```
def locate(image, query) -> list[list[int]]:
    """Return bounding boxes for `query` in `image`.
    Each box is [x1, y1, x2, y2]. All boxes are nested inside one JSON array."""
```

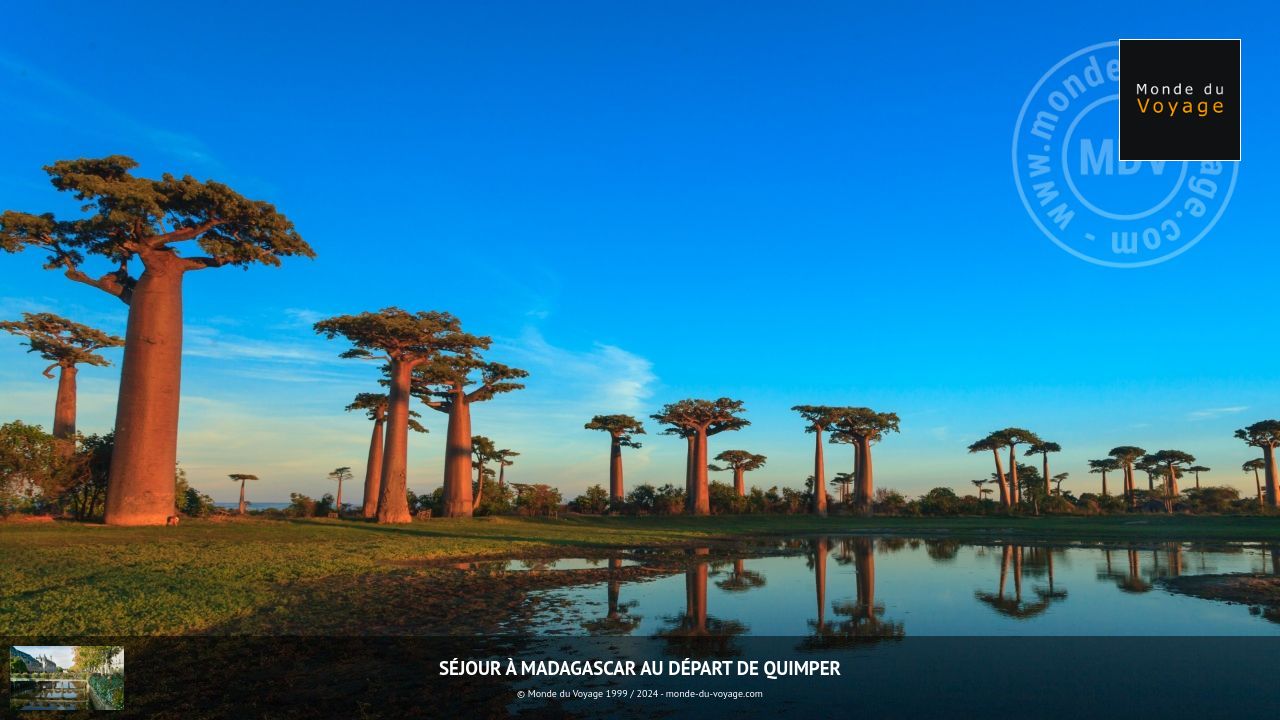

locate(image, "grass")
[[2, 513, 1278, 636]]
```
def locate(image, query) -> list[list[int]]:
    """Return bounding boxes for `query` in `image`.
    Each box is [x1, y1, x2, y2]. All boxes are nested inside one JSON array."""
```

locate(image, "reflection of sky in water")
[[528, 539, 1280, 637]]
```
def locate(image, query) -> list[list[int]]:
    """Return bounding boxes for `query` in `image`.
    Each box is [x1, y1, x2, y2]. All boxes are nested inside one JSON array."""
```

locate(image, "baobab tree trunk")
[[1194, 470, 1201, 490], [1264, 445, 1279, 509], [1101, 470, 1108, 497], [473, 461, 484, 511], [52, 363, 77, 455], [376, 361, 414, 523], [990, 448, 1009, 507], [609, 435, 624, 504], [237, 478, 246, 515], [335, 478, 343, 512], [498, 464, 506, 493], [812, 428, 827, 516], [1125, 466, 1135, 507], [361, 408, 385, 519], [686, 548, 710, 633], [684, 434, 695, 509], [104, 264, 184, 526], [1042, 453, 1051, 495], [857, 435, 874, 512], [1167, 466, 1179, 497], [442, 389, 475, 517], [689, 430, 710, 515], [1254, 468, 1263, 509], [733, 467, 745, 497], [1008, 447, 1020, 505]]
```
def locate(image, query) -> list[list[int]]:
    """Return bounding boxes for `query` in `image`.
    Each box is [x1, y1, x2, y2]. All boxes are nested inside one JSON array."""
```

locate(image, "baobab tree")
[[1244, 458, 1265, 509], [1109, 446, 1147, 508], [1186, 465, 1210, 490], [997, 428, 1041, 506], [230, 473, 258, 515], [652, 398, 749, 515], [1051, 472, 1069, 494], [494, 448, 519, 492], [968, 434, 1010, 507], [0, 312, 122, 450], [345, 392, 426, 518], [1025, 440, 1061, 495], [417, 354, 528, 517], [830, 407, 900, 512], [709, 450, 767, 497], [970, 479, 987, 499], [585, 414, 645, 505], [1, 157, 312, 525], [316, 309, 480, 523], [328, 466, 353, 513], [1147, 450, 1195, 506], [835, 472, 857, 504], [1235, 420, 1280, 508], [1088, 458, 1120, 497], [791, 406, 845, 516]]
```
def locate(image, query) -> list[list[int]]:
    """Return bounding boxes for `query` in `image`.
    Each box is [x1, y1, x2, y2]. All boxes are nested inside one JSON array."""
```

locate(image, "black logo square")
[[1119, 39, 1240, 161]]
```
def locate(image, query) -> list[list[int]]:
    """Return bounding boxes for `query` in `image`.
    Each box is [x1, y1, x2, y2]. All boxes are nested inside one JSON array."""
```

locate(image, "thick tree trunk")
[[105, 264, 184, 526], [733, 467, 745, 497], [684, 434, 695, 508], [991, 449, 1009, 507], [52, 364, 77, 455], [689, 430, 710, 515], [238, 479, 246, 515], [441, 389, 474, 517], [335, 479, 343, 513], [498, 464, 506, 493], [376, 361, 414, 523], [1194, 471, 1201, 490], [1264, 445, 1279, 509], [1042, 453, 1051, 495], [812, 428, 827, 516], [1167, 466, 1178, 498], [1101, 470, 1108, 497], [688, 553, 708, 633], [1008, 446, 1020, 505], [361, 410, 385, 519], [857, 435, 874, 512], [609, 436, 624, 504]]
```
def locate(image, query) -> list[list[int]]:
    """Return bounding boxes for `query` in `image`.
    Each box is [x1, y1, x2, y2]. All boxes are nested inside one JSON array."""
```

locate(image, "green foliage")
[[512, 483, 562, 516], [1, 156, 312, 303], [346, 392, 427, 433], [918, 487, 960, 515], [174, 467, 216, 518], [571, 484, 610, 514], [709, 449, 767, 473], [585, 414, 646, 448], [1183, 486, 1240, 513], [707, 480, 746, 514], [651, 398, 750, 435], [624, 483, 685, 515], [0, 420, 75, 514], [1235, 420, 1280, 449], [0, 312, 122, 370]]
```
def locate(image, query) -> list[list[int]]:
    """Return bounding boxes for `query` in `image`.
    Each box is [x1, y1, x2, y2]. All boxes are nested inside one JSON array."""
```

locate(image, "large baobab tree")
[[417, 354, 528, 517], [652, 398, 749, 515], [345, 392, 426, 518], [997, 428, 1041, 506], [1186, 465, 1210, 490], [0, 312, 122, 449], [585, 414, 645, 505], [1, 157, 312, 525], [1088, 458, 1120, 497], [1108, 446, 1146, 508], [1235, 420, 1280, 508], [316, 309, 479, 523], [230, 473, 258, 515], [1244, 458, 1265, 509], [792, 406, 844, 516], [968, 434, 1011, 507], [1147, 450, 1194, 506], [1025, 440, 1061, 495], [328, 466, 353, 513], [830, 407, 900, 512], [709, 450, 767, 497]]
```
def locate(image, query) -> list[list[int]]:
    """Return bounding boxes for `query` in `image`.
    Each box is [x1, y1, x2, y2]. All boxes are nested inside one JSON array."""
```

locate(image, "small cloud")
[[1186, 406, 1248, 421], [279, 308, 327, 328]]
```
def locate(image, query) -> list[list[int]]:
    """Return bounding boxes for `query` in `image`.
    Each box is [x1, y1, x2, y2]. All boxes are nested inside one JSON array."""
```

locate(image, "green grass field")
[[2, 514, 1278, 636]]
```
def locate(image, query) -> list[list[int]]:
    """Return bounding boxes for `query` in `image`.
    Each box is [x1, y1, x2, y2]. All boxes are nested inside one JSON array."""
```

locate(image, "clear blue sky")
[[0, 2, 1275, 502]]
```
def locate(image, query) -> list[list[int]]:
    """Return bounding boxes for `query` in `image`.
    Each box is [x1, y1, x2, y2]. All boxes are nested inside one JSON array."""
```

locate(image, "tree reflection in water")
[[801, 537, 904, 650], [580, 557, 641, 635], [660, 548, 746, 655], [975, 545, 1051, 617]]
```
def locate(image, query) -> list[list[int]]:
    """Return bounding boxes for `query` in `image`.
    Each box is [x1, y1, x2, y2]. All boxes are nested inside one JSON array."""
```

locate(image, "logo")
[[1012, 42, 1238, 268]]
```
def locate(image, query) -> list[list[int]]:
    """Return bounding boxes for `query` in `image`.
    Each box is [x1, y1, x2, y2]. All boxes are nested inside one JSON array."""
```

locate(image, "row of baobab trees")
[[967, 426, 1280, 510], [3, 157, 1280, 525]]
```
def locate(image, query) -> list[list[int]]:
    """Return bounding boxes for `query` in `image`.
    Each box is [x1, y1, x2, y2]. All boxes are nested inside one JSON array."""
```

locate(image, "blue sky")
[[1, 2, 1276, 502]]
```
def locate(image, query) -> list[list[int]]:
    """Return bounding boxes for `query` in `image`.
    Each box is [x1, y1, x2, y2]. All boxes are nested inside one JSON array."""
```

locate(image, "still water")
[[514, 537, 1280, 636], [9, 679, 89, 711]]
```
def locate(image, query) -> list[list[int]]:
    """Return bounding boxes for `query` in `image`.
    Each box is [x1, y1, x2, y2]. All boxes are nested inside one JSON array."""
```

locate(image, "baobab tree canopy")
[[315, 309, 480, 365], [709, 450, 767, 472], [0, 312, 122, 372], [0, 156, 312, 301], [585, 414, 646, 447], [652, 398, 749, 514], [1235, 420, 1280, 448], [345, 392, 427, 433]]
